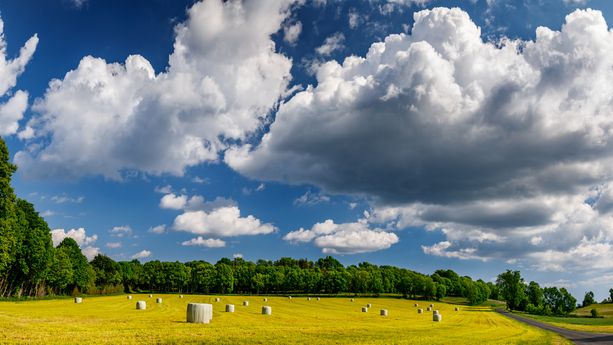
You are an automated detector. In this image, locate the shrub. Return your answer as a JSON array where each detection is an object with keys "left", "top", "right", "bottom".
[{"left": 591, "top": 309, "right": 599, "bottom": 318}]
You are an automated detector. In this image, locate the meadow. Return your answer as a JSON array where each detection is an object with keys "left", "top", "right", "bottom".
[
  {"left": 0, "top": 294, "right": 570, "bottom": 344},
  {"left": 521, "top": 303, "right": 613, "bottom": 333}
]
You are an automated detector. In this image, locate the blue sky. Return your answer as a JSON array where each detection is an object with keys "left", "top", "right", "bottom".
[{"left": 2, "top": 0, "right": 613, "bottom": 300}]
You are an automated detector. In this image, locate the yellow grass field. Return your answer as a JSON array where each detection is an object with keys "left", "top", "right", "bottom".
[{"left": 0, "top": 295, "right": 570, "bottom": 344}]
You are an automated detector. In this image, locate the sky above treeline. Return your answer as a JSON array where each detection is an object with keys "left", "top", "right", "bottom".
[{"left": 2, "top": 0, "right": 613, "bottom": 300}]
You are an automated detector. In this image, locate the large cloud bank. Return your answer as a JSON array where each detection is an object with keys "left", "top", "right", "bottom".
[{"left": 228, "top": 8, "right": 613, "bottom": 269}]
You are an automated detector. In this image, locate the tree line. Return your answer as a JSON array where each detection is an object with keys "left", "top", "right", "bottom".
[{"left": 0, "top": 137, "right": 577, "bottom": 316}]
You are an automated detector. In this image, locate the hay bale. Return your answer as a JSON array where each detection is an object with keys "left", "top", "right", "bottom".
[
  {"left": 74, "top": 297, "right": 82, "bottom": 304},
  {"left": 156, "top": 298, "right": 163, "bottom": 304},
  {"left": 180, "top": 295, "right": 184, "bottom": 299},
  {"left": 414, "top": 303, "right": 418, "bottom": 307},
  {"left": 427, "top": 307, "right": 432, "bottom": 311},
  {"left": 243, "top": 301, "right": 249, "bottom": 306},
  {"left": 225, "top": 304, "right": 235, "bottom": 313},
  {"left": 263, "top": 298, "right": 268, "bottom": 302},
  {"left": 362, "top": 307, "right": 368, "bottom": 312},
  {"left": 418, "top": 308, "right": 423, "bottom": 314},
  {"left": 262, "top": 306, "right": 272, "bottom": 315},
  {"left": 433, "top": 310, "right": 439, "bottom": 315},
  {"left": 149, "top": 294, "right": 153, "bottom": 298},
  {"left": 215, "top": 297, "right": 220, "bottom": 302},
  {"left": 288, "top": 296, "right": 292, "bottom": 300},
  {"left": 429, "top": 304, "right": 434, "bottom": 307},
  {"left": 351, "top": 298, "right": 355, "bottom": 302},
  {"left": 307, "top": 297, "right": 311, "bottom": 301},
  {"left": 380, "top": 309, "right": 388, "bottom": 316},
  {"left": 317, "top": 297, "right": 321, "bottom": 301},
  {"left": 433, "top": 314, "right": 442, "bottom": 322},
  {"left": 367, "top": 303, "right": 372, "bottom": 308},
  {"left": 127, "top": 295, "right": 132, "bottom": 300},
  {"left": 187, "top": 303, "right": 213, "bottom": 323},
  {"left": 136, "top": 301, "right": 146, "bottom": 310},
  {"left": 455, "top": 307, "right": 459, "bottom": 311}
]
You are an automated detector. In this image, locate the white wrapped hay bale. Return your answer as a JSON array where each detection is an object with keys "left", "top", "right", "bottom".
[
  {"left": 380, "top": 309, "right": 388, "bottom": 316},
  {"left": 74, "top": 297, "right": 83, "bottom": 304},
  {"left": 187, "top": 303, "right": 213, "bottom": 323},
  {"left": 215, "top": 297, "right": 220, "bottom": 302},
  {"left": 127, "top": 295, "right": 132, "bottom": 300},
  {"left": 156, "top": 298, "right": 163, "bottom": 304},
  {"left": 433, "top": 314, "right": 442, "bottom": 322},
  {"left": 225, "top": 304, "right": 235, "bottom": 313},
  {"left": 262, "top": 306, "right": 272, "bottom": 315},
  {"left": 136, "top": 301, "right": 147, "bottom": 310},
  {"left": 367, "top": 303, "right": 372, "bottom": 308},
  {"left": 362, "top": 307, "right": 368, "bottom": 312},
  {"left": 418, "top": 308, "right": 423, "bottom": 314},
  {"left": 243, "top": 301, "right": 249, "bottom": 306}
]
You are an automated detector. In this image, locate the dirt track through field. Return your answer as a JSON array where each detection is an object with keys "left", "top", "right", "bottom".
[{"left": 496, "top": 309, "right": 613, "bottom": 345}]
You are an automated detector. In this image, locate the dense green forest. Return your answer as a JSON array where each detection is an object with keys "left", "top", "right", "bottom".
[{"left": 0, "top": 138, "right": 578, "bottom": 316}]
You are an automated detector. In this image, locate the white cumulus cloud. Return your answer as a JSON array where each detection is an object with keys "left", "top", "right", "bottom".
[
  {"left": 181, "top": 236, "right": 226, "bottom": 248},
  {"left": 284, "top": 219, "right": 398, "bottom": 254},
  {"left": 0, "top": 16, "right": 38, "bottom": 137},
  {"left": 15, "top": 0, "right": 296, "bottom": 179},
  {"left": 50, "top": 227, "right": 99, "bottom": 260},
  {"left": 131, "top": 250, "right": 152, "bottom": 259}
]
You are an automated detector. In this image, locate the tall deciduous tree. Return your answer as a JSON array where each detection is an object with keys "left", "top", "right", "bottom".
[{"left": 497, "top": 270, "right": 525, "bottom": 311}]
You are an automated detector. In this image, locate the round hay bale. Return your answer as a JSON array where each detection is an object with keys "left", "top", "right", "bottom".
[
  {"left": 243, "top": 301, "right": 249, "bottom": 306},
  {"left": 263, "top": 297, "right": 268, "bottom": 302},
  {"left": 418, "top": 308, "right": 423, "bottom": 314},
  {"left": 317, "top": 297, "right": 321, "bottom": 301},
  {"left": 156, "top": 298, "right": 163, "bottom": 304},
  {"left": 433, "top": 310, "right": 439, "bottom": 315},
  {"left": 362, "top": 307, "right": 368, "bottom": 312},
  {"left": 127, "top": 295, "right": 132, "bottom": 300},
  {"left": 380, "top": 309, "right": 388, "bottom": 316},
  {"left": 433, "top": 314, "right": 442, "bottom": 322},
  {"left": 225, "top": 304, "right": 235, "bottom": 313},
  {"left": 351, "top": 298, "right": 355, "bottom": 302},
  {"left": 414, "top": 303, "right": 418, "bottom": 307},
  {"left": 187, "top": 303, "right": 213, "bottom": 323},
  {"left": 454, "top": 307, "right": 459, "bottom": 311},
  {"left": 215, "top": 297, "right": 220, "bottom": 302},
  {"left": 262, "top": 306, "right": 272, "bottom": 315},
  {"left": 136, "top": 301, "right": 147, "bottom": 310},
  {"left": 307, "top": 297, "right": 311, "bottom": 301},
  {"left": 149, "top": 294, "right": 153, "bottom": 298},
  {"left": 180, "top": 295, "right": 184, "bottom": 299},
  {"left": 430, "top": 304, "right": 434, "bottom": 308},
  {"left": 288, "top": 296, "right": 292, "bottom": 300},
  {"left": 427, "top": 307, "right": 432, "bottom": 311},
  {"left": 367, "top": 303, "right": 372, "bottom": 308},
  {"left": 74, "top": 297, "right": 83, "bottom": 304}
]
